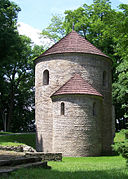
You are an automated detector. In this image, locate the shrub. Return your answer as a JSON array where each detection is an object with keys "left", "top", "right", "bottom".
[
  {"left": 113, "top": 130, "right": 128, "bottom": 166},
  {"left": 125, "top": 130, "right": 128, "bottom": 139}
]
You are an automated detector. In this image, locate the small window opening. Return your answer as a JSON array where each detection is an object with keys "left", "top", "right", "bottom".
[
  {"left": 93, "top": 102, "right": 96, "bottom": 116},
  {"left": 61, "top": 102, "right": 65, "bottom": 115},
  {"left": 103, "top": 71, "right": 107, "bottom": 86},
  {"left": 43, "top": 70, "right": 49, "bottom": 85}
]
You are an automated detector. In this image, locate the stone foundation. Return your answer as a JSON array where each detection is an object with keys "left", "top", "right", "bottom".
[{"left": 25, "top": 152, "right": 62, "bottom": 161}]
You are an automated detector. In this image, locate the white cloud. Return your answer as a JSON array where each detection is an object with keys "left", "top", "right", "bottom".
[
  {"left": 119, "top": 0, "right": 128, "bottom": 4},
  {"left": 17, "top": 22, "right": 52, "bottom": 47}
]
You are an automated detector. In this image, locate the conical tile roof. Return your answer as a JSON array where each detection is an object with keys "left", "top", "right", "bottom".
[
  {"left": 51, "top": 74, "right": 103, "bottom": 97},
  {"left": 37, "top": 30, "right": 108, "bottom": 59}
]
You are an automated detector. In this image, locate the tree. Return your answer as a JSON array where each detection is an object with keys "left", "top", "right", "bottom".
[
  {"left": 64, "top": 0, "right": 117, "bottom": 56},
  {"left": 0, "top": 35, "right": 44, "bottom": 132},
  {"left": 41, "top": 14, "right": 65, "bottom": 43},
  {"left": 0, "top": 0, "right": 20, "bottom": 131},
  {"left": 42, "top": 0, "right": 116, "bottom": 56},
  {"left": 0, "top": 35, "right": 32, "bottom": 131},
  {"left": 41, "top": 0, "right": 128, "bottom": 127},
  {"left": 112, "top": 4, "right": 128, "bottom": 121},
  {"left": 0, "top": 0, "right": 21, "bottom": 64},
  {"left": 0, "top": 0, "right": 45, "bottom": 132}
]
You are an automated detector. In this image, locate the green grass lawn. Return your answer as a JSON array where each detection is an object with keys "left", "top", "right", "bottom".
[
  {"left": 0, "top": 142, "right": 24, "bottom": 146},
  {"left": 0, "top": 132, "right": 13, "bottom": 135},
  {"left": 0, "top": 131, "right": 127, "bottom": 179},
  {"left": 0, "top": 133, "right": 36, "bottom": 148},
  {"left": 1, "top": 156, "right": 127, "bottom": 179}
]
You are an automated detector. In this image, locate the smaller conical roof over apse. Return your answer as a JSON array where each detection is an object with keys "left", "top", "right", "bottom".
[
  {"left": 51, "top": 74, "right": 103, "bottom": 97},
  {"left": 35, "top": 30, "right": 109, "bottom": 60}
]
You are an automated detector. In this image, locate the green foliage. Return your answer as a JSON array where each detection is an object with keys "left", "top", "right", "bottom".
[
  {"left": 31, "top": 45, "right": 44, "bottom": 61},
  {"left": 114, "top": 130, "right": 126, "bottom": 143},
  {"left": 0, "top": 133, "right": 36, "bottom": 148},
  {"left": 113, "top": 130, "right": 128, "bottom": 166},
  {"left": 41, "top": 14, "right": 65, "bottom": 43},
  {"left": 0, "top": 35, "right": 35, "bottom": 132},
  {"left": 0, "top": 0, "right": 21, "bottom": 64},
  {"left": 40, "top": 0, "right": 128, "bottom": 123},
  {"left": 112, "top": 3, "right": 128, "bottom": 119},
  {"left": 0, "top": 35, "right": 44, "bottom": 132},
  {"left": 0, "top": 0, "right": 45, "bottom": 132},
  {"left": 1, "top": 156, "right": 128, "bottom": 179},
  {"left": 62, "top": 0, "right": 115, "bottom": 56}
]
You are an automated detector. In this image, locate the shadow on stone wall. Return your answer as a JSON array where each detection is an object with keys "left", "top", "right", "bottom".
[{"left": 36, "top": 134, "right": 43, "bottom": 152}]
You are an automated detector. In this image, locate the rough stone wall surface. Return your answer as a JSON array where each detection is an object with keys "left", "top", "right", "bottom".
[
  {"left": 35, "top": 53, "right": 113, "bottom": 155},
  {"left": 0, "top": 145, "right": 36, "bottom": 153},
  {"left": 25, "top": 152, "right": 62, "bottom": 161},
  {"left": 52, "top": 95, "right": 103, "bottom": 157}
]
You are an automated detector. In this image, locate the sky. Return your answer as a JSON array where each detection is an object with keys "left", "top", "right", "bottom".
[{"left": 13, "top": 0, "right": 128, "bottom": 46}]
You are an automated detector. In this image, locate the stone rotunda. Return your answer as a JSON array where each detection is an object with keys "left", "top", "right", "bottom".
[{"left": 34, "top": 30, "right": 115, "bottom": 157}]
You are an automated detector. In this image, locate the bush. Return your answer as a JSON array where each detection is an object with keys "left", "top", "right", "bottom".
[
  {"left": 125, "top": 130, "right": 128, "bottom": 139},
  {"left": 113, "top": 130, "right": 128, "bottom": 166}
]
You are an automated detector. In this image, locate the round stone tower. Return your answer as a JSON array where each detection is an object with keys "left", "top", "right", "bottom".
[{"left": 34, "top": 30, "right": 114, "bottom": 156}]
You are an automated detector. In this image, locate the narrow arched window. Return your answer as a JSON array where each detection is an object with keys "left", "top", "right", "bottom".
[
  {"left": 43, "top": 70, "right": 49, "bottom": 85},
  {"left": 103, "top": 71, "right": 107, "bottom": 86},
  {"left": 61, "top": 102, "right": 65, "bottom": 115},
  {"left": 93, "top": 102, "right": 96, "bottom": 116}
]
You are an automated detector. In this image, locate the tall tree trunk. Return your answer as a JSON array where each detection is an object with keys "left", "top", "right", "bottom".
[
  {"left": 7, "top": 86, "right": 14, "bottom": 131},
  {"left": 7, "top": 66, "right": 16, "bottom": 131}
]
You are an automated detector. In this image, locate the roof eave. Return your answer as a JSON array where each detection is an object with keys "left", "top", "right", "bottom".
[
  {"left": 34, "top": 51, "right": 111, "bottom": 64},
  {"left": 51, "top": 93, "right": 103, "bottom": 98}
]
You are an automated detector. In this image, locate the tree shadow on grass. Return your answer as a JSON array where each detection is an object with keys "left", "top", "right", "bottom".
[{"left": 2, "top": 167, "right": 128, "bottom": 179}]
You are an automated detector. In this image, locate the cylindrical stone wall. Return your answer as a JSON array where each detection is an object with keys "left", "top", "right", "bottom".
[
  {"left": 35, "top": 53, "right": 113, "bottom": 155},
  {"left": 52, "top": 95, "right": 103, "bottom": 157}
]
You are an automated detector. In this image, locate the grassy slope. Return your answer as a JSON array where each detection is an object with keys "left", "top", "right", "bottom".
[
  {"left": 0, "top": 132, "right": 13, "bottom": 135},
  {"left": 0, "top": 133, "right": 36, "bottom": 148}
]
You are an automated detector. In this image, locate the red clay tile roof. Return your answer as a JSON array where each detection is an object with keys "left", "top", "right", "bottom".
[
  {"left": 37, "top": 30, "right": 108, "bottom": 59},
  {"left": 51, "top": 74, "right": 103, "bottom": 97}
]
